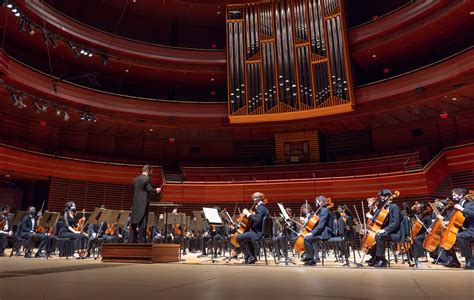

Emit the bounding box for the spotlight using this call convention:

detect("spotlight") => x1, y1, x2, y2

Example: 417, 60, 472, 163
7, 4, 13, 9
56, 109, 62, 116
33, 99, 47, 113
88, 53, 93, 57
14, 12, 20, 17
63, 111, 70, 121
11, 93, 26, 109
12, 8, 17, 13
80, 112, 85, 120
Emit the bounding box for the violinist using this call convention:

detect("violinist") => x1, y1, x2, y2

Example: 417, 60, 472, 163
411, 202, 432, 262
371, 189, 402, 268
0, 205, 13, 257
302, 196, 335, 266
202, 208, 226, 256
20, 206, 51, 258
87, 206, 115, 257
275, 208, 298, 257
447, 188, 474, 269
236, 192, 270, 264
57, 201, 88, 258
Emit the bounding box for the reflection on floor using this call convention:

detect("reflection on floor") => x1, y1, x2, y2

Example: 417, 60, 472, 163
0, 256, 473, 300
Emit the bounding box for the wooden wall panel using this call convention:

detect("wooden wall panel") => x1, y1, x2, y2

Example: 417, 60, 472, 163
87, 133, 116, 156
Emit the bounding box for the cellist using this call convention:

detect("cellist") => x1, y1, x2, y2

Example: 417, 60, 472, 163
236, 192, 269, 264
445, 188, 474, 269
371, 189, 402, 268
411, 202, 432, 262
302, 196, 335, 266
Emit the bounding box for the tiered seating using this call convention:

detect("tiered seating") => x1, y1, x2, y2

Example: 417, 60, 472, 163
182, 152, 421, 182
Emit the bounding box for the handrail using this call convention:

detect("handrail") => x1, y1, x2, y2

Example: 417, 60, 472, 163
349, 1, 415, 30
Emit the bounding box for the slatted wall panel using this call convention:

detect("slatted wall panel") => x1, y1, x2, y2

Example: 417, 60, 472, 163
115, 136, 143, 158
48, 177, 134, 212
323, 130, 371, 161
456, 112, 474, 140
233, 139, 275, 162
451, 171, 474, 190
142, 137, 165, 163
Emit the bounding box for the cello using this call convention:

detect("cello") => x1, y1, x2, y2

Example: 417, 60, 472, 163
439, 194, 471, 251
230, 202, 257, 247
361, 191, 400, 252
293, 198, 333, 253
423, 199, 453, 252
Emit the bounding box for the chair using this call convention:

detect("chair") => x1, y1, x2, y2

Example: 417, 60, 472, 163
53, 222, 75, 259
9, 224, 27, 257
384, 216, 412, 267
254, 216, 275, 265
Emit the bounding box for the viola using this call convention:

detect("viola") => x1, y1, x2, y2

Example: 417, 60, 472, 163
293, 198, 333, 253
74, 209, 86, 232
361, 191, 400, 252
105, 223, 116, 236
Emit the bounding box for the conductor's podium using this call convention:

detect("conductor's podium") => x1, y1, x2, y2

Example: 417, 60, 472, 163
102, 243, 180, 264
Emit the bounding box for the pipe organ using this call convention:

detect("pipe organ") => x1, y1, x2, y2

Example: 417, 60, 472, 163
227, 0, 354, 123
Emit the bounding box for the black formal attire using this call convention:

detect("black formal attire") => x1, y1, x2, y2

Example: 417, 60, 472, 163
375, 203, 402, 257
202, 225, 225, 255
131, 174, 158, 243
274, 218, 298, 257
0, 214, 12, 255
303, 206, 335, 261
57, 212, 87, 252
412, 214, 432, 258
236, 203, 269, 260
19, 214, 51, 256
455, 200, 474, 263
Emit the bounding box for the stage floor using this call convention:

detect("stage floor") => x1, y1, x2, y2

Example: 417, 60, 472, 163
0, 256, 473, 300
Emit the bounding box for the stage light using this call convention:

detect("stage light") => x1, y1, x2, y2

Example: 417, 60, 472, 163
100, 53, 109, 65
63, 112, 70, 121
11, 93, 26, 109
14, 12, 20, 17
7, 4, 13, 9
56, 109, 62, 116
33, 99, 48, 113
88, 53, 93, 57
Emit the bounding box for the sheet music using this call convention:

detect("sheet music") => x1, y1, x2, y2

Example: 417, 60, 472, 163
278, 203, 290, 220
203, 207, 222, 225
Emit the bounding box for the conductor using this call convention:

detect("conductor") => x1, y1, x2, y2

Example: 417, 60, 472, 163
130, 165, 161, 243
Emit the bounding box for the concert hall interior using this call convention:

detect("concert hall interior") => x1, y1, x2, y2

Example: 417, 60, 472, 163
0, 0, 473, 299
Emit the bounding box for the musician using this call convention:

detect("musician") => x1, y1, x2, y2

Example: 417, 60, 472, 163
0, 205, 13, 257
236, 192, 270, 264
130, 165, 161, 243
87, 207, 115, 257
57, 201, 88, 258
411, 202, 432, 262
450, 188, 474, 269
20, 206, 51, 258
372, 189, 402, 268
201, 206, 227, 256
364, 197, 379, 265
302, 196, 335, 266
299, 202, 312, 225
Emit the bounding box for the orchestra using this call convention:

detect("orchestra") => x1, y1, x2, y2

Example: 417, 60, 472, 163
0, 188, 472, 270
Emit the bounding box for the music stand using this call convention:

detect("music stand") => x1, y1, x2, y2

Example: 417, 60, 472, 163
9, 211, 28, 257
115, 210, 131, 242
150, 202, 181, 243
146, 212, 155, 243
202, 208, 224, 263
276, 203, 297, 265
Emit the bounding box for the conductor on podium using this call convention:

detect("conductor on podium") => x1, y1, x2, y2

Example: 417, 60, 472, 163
131, 165, 161, 243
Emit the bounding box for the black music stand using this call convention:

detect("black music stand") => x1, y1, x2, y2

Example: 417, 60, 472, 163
201, 207, 223, 263
116, 210, 131, 242
277, 203, 297, 266
149, 202, 181, 244
9, 210, 28, 257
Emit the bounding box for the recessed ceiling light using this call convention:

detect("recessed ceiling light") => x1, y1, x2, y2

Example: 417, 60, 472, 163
125, 69, 129, 73
372, 54, 377, 58
210, 78, 215, 82
149, 128, 154, 132
5, 174, 11, 178
470, 11, 474, 15
452, 97, 457, 101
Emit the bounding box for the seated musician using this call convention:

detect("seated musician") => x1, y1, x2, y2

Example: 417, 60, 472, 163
449, 188, 474, 269
371, 189, 402, 268
202, 207, 227, 256
0, 205, 13, 257
411, 202, 432, 262
236, 192, 270, 264
20, 206, 51, 258
302, 196, 335, 266
363, 197, 379, 265
57, 201, 88, 258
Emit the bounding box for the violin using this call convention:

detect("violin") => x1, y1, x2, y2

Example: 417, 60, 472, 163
361, 191, 400, 252
74, 209, 86, 232
35, 202, 46, 233
293, 198, 334, 253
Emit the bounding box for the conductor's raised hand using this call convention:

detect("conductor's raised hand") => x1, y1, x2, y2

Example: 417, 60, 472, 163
156, 187, 162, 193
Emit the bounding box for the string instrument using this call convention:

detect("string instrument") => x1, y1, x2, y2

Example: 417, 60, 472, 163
173, 224, 182, 236
74, 209, 86, 232
361, 191, 400, 252
35, 201, 46, 233
230, 202, 257, 247
293, 198, 334, 253
423, 199, 453, 252
409, 204, 432, 239
439, 196, 467, 250
105, 223, 116, 236
0, 219, 6, 230
146, 226, 153, 239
